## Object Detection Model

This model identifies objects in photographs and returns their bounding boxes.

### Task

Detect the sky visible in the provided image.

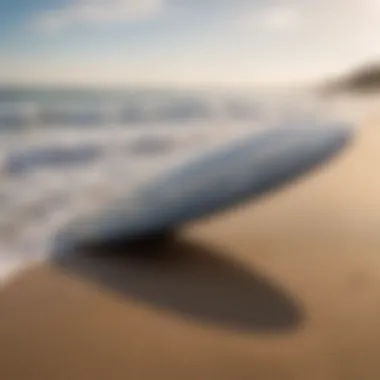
[1,0,380,87]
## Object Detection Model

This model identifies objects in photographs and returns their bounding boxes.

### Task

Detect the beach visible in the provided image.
[2,118,380,380]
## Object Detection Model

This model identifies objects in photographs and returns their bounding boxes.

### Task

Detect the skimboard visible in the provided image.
[55,123,352,251]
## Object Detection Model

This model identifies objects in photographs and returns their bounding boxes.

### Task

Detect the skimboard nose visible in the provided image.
[54,122,353,252]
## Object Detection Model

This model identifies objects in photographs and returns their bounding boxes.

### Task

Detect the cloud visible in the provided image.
[35,0,165,31]
[239,5,301,33]
[259,6,300,31]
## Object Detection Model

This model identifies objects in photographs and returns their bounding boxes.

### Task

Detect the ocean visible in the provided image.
[0,86,378,283]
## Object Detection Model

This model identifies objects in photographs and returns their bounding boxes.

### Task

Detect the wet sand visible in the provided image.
[2,121,380,380]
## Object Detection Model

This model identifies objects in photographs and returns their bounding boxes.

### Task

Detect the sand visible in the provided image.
[2,120,380,380]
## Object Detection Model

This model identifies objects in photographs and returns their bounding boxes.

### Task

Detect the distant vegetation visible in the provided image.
[323,62,380,93]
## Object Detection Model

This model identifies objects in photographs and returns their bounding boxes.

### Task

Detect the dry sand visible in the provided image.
[2,121,380,380]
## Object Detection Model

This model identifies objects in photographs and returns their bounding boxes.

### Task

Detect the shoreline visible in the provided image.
[2,120,380,379]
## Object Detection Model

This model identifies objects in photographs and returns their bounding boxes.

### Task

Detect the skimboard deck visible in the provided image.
[54,123,352,251]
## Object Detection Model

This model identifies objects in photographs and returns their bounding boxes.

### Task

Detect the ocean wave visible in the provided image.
[0,97,259,130]
[0,89,334,130]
